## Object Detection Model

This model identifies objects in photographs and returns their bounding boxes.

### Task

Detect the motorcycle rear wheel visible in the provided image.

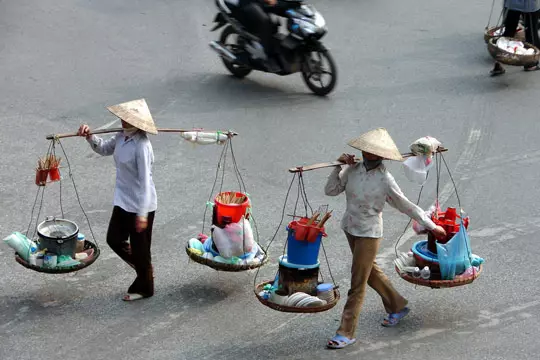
[220,26,253,78]
[301,49,337,96]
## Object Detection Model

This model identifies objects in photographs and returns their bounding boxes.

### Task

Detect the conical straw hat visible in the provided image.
[347,127,403,161]
[106,98,158,135]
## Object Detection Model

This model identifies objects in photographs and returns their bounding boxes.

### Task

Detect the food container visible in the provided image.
[37,217,79,257]
[43,253,57,268]
[316,283,335,303]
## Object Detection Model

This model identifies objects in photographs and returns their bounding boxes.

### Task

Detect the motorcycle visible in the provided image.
[209,0,337,96]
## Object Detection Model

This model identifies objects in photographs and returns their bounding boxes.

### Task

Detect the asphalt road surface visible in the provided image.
[1,1,539,359]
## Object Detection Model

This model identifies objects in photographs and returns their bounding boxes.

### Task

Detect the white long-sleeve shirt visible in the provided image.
[86,131,157,217]
[324,163,435,238]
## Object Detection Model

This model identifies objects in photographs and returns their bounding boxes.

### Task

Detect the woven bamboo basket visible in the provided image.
[484,25,525,44]
[15,240,100,274]
[487,37,540,66]
[254,281,340,313]
[185,246,268,272]
[395,264,483,289]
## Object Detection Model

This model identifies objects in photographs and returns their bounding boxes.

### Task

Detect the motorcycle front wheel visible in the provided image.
[220,26,253,78]
[301,49,337,96]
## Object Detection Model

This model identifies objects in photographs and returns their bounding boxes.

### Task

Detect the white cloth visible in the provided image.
[87,131,157,217]
[324,163,436,238]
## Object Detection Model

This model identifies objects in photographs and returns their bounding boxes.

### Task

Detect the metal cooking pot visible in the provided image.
[37,217,79,243]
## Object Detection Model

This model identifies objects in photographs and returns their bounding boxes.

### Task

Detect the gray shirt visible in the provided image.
[87,131,157,217]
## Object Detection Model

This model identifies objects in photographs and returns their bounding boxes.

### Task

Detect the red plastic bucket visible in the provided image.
[430,207,469,245]
[214,191,250,226]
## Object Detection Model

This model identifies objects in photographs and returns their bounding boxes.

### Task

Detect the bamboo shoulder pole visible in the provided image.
[46,128,238,140]
[288,147,448,173]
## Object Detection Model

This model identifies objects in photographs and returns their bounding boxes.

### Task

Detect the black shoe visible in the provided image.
[490,62,505,76]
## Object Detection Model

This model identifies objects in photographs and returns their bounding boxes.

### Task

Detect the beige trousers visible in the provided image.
[336,232,408,339]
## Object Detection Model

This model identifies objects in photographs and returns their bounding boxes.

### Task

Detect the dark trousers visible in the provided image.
[232,2,276,56]
[503,9,540,47]
[106,206,156,297]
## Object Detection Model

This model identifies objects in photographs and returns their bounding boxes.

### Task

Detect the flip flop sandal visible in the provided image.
[122,293,147,302]
[326,334,357,349]
[524,64,540,72]
[382,307,410,327]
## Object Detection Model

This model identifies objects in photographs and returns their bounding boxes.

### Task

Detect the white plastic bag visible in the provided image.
[403,155,434,185]
[180,131,228,145]
[496,37,536,55]
[409,136,442,157]
[3,232,37,261]
[211,217,254,258]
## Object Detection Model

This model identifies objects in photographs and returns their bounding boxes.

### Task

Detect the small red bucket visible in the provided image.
[35,169,49,186]
[430,207,469,244]
[214,191,250,226]
[49,167,61,182]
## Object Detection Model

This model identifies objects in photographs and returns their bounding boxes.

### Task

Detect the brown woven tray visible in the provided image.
[484,26,525,44]
[185,246,268,272]
[15,240,100,274]
[487,37,540,66]
[395,264,483,289]
[254,281,340,313]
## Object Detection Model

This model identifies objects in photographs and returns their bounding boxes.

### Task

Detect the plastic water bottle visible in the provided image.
[75,233,85,254]
[412,267,421,278]
[420,266,431,280]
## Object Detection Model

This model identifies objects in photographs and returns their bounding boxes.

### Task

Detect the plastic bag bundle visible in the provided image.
[409,136,442,157]
[3,232,38,262]
[211,216,254,258]
[436,223,472,280]
[180,131,228,145]
[496,37,536,55]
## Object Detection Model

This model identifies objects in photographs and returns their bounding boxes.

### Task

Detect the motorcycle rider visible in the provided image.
[223,0,283,72]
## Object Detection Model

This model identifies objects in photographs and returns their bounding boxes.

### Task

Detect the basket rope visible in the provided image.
[193,134,265,270]
[252,170,338,295]
[393,150,478,287]
[24,139,100,261]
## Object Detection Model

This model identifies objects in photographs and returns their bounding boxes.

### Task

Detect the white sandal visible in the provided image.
[122,293,145,301]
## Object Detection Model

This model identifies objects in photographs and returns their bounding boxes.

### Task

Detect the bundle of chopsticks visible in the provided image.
[306,207,333,229]
[216,192,247,204]
[37,154,61,170]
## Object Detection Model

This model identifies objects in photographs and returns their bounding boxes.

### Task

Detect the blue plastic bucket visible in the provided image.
[412,240,439,263]
[286,226,323,266]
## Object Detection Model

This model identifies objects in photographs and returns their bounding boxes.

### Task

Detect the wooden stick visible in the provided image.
[317,211,333,228]
[46,128,239,140]
[306,212,320,226]
[288,147,448,173]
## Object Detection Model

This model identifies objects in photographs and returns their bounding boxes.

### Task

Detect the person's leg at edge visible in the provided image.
[125,211,156,300]
[492,9,522,76]
[328,234,380,348]
[367,255,409,326]
[524,11,540,71]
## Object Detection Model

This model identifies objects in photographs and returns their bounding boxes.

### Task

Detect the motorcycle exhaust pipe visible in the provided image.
[209,41,237,62]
